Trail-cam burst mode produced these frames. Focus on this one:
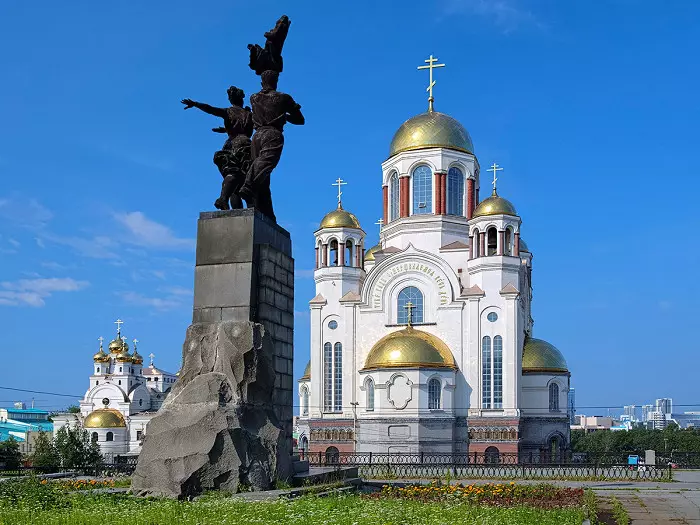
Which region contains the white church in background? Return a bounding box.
[297,56,571,461]
[53,320,177,457]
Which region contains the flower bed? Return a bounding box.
[368,482,584,508]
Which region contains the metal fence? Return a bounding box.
[0,458,138,478]
[303,452,670,481]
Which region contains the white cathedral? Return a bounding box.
[297,63,571,461]
[53,320,178,457]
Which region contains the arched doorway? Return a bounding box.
[485,446,500,464]
[300,436,309,459]
[325,446,339,465]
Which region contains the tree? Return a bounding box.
[30,430,58,472]
[0,437,22,470]
[66,405,81,414]
[54,425,102,468]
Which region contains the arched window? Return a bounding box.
[345,240,353,267]
[333,343,343,412]
[323,342,333,411]
[428,378,441,409]
[504,227,513,256]
[482,336,492,408]
[301,387,309,416]
[472,228,480,257]
[487,227,498,256]
[447,167,464,215]
[106,431,113,442]
[412,165,433,214]
[325,446,339,464]
[549,383,560,412]
[366,377,375,411]
[91,432,98,443]
[493,335,503,409]
[485,446,500,464]
[329,239,339,266]
[390,172,400,221]
[397,286,424,324]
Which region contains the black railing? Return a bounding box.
[301,452,669,480]
[658,452,700,469]
[0,460,137,478]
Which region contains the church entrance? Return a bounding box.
[325,446,340,464]
[484,446,500,464]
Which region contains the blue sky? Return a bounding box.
[0,1,698,415]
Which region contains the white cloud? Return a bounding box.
[8,238,20,248]
[117,291,183,311]
[35,237,45,248]
[159,285,192,297]
[0,196,53,229]
[0,277,89,307]
[114,212,194,251]
[442,0,541,32]
[42,233,118,259]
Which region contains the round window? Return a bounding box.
[328,320,338,330]
[487,312,498,322]
[102,397,110,406]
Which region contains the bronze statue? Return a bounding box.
[239,70,304,221]
[181,87,253,210]
[247,15,290,75]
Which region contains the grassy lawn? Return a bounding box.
[0,492,585,525]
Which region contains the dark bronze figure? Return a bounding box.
[247,15,290,75]
[239,71,305,221]
[182,87,253,210]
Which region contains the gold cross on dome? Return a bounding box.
[149,353,155,366]
[132,338,139,349]
[114,318,124,335]
[98,336,104,348]
[417,54,445,112]
[332,178,347,207]
[489,163,503,192]
[404,301,415,327]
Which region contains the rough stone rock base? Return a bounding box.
[131,321,292,499]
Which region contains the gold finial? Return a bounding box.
[404,301,415,327]
[417,54,445,112]
[98,336,104,350]
[114,318,124,337]
[133,338,139,350]
[488,162,503,195]
[332,178,347,208]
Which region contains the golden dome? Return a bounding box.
[83,408,126,428]
[364,243,382,262]
[132,350,143,365]
[363,326,457,370]
[108,338,124,353]
[319,204,362,230]
[389,111,474,158]
[93,349,110,363]
[473,190,518,218]
[300,360,311,381]
[116,348,133,363]
[522,337,568,374]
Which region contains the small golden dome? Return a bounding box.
[519,239,529,253]
[116,348,133,363]
[473,190,518,218]
[389,111,474,158]
[93,349,110,363]
[300,360,311,381]
[363,326,457,370]
[522,337,568,374]
[364,243,382,262]
[319,204,362,230]
[84,408,126,428]
[132,350,143,365]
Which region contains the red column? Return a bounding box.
[339,244,345,266]
[400,176,409,217]
[439,173,447,214]
[315,247,319,269]
[467,178,475,219]
[480,233,486,257]
[382,186,388,224]
[322,244,328,266]
[355,243,361,267]
[498,231,505,256]
[514,233,520,255]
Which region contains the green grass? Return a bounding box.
[0,492,585,525]
[610,496,629,525]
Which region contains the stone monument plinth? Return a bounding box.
[132,209,294,498]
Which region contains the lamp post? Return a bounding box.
[350,402,359,452]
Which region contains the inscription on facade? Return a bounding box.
[372,262,449,307]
